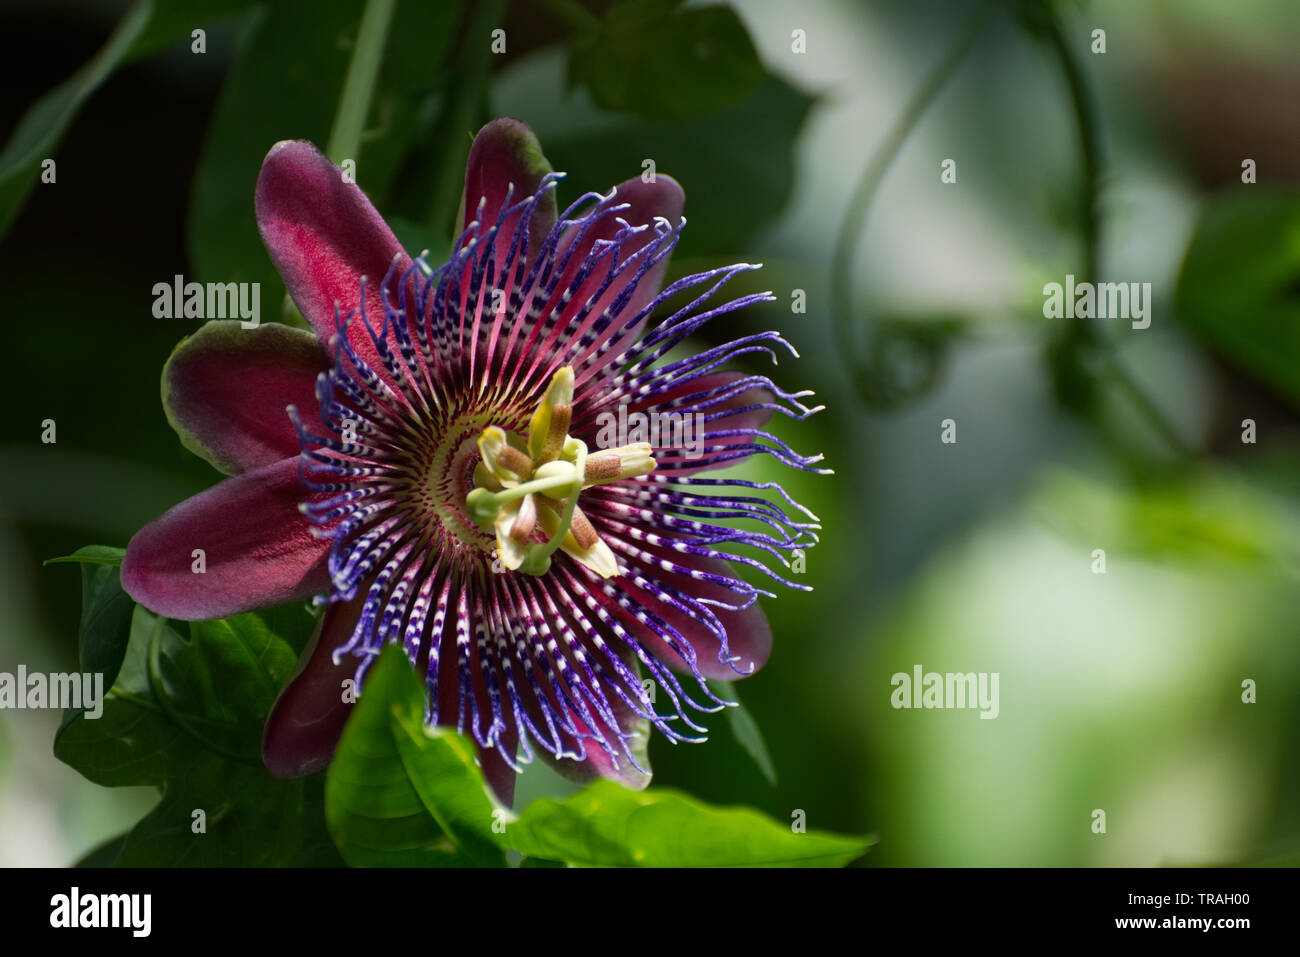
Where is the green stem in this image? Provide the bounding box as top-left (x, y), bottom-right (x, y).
top-left (326, 0), bottom-right (398, 165)
top-left (1040, 11), bottom-right (1192, 458)
top-left (522, 444), bottom-right (587, 574)
top-left (490, 469), bottom-right (581, 506)
top-left (1040, 9), bottom-right (1101, 341)
top-left (426, 0), bottom-right (508, 233)
top-left (831, 0), bottom-right (1003, 366)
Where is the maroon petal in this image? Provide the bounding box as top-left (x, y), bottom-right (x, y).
top-left (637, 371), bottom-right (776, 477)
top-left (255, 140), bottom-right (412, 386)
top-left (263, 594), bottom-right (364, 778)
top-left (163, 320), bottom-right (328, 475)
top-left (535, 684), bottom-right (652, 791)
top-left (564, 175), bottom-right (685, 387)
top-left (477, 732), bottom-right (518, 808)
top-left (614, 545), bottom-right (773, 681)
top-left (511, 175), bottom-right (685, 395)
top-left (121, 457), bottom-right (329, 620)
top-left (459, 118), bottom-right (558, 271)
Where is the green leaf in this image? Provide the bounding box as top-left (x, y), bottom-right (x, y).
top-left (77, 565), bottom-right (135, 692)
top-left (569, 1), bottom-right (763, 120)
top-left (1175, 189), bottom-right (1300, 406)
top-left (298, 774), bottom-right (348, 867)
top-left (709, 679), bottom-right (777, 785)
top-left (324, 646), bottom-right (507, 867)
top-left (325, 651), bottom-right (865, 868)
top-left (507, 70), bottom-right (815, 255)
top-left (45, 545), bottom-right (133, 690)
top-left (54, 604), bottom-right (317, 865)
top-left (151, 613), bottom-right (300, 764)
top-left (75, 833), bottom-right (127, 868)
top-left (506, 781), bottom-right (872, 867)
top-left (45, 545), bottom-right (126, 567)
top-left (256, 599), bottom-right (322, 657)
top-left (0, 0), bottom-right (152, 237)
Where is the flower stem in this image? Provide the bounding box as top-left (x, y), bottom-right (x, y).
top-left (832, 0), bottom-right (1003, 374)
top-left (326, 0), bottom-right (398, 166)
top-left (426, 0), bottom-right (508, 234)
top-left (1039, 9), bottom-right (1192, 457)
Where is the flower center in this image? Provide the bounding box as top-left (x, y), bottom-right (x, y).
top-left (466, 366), bottom-right (655, 578)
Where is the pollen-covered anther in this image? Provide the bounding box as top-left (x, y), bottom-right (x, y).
top-left (478, 425), bottom-right (533, 485)
top-left (468, 366), bottom-right (642, 579)
top-left (584, 442), bottom-right (655, 485)
top-left (528, 365), bottom-right (574, 464)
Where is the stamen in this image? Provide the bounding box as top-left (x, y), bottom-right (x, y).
top-left (469, 364), bottom-right (638, 579)
top-left (584, 443), bottom-right (655, 484)
top-left (528, 367), bottom-right (574, 463)
top-left (510, 494), bottom-right (538, 542)
top-left (569, 504), bottom-right (599, 549)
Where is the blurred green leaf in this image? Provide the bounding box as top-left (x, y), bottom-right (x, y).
top-left (0, 0), bottom-right (152, 237)
top-left (391, 0), bottom-right (497, 235)
top-left (388, 216), bottom-right (451, 267)
top-left (538, 73), bottom-right (815, 254)
top-left (569, 1), bottom-right (763, 120)
top-left (709, 679), bottom-right (777, 785)
top-left (298, 774), bottom-right (348, 867)
top-left (1175, 189), bottom-right (1300, 406)
top-left (1034, 468), bottom-right (1300, 572)
top-left (324, 646), bottom-right (506, 867)
top-left (54, 605), bottom-right (316, 865)
top-left (127, 0), bottom-right (261, 60)
top-left (507, 781), bottom-right (872, 866)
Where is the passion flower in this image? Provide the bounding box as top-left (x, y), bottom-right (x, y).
top-left (122, 119), bottom-right (824, 804)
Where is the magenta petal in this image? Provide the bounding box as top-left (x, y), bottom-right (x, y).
top-left (263, 594), bottom-right (364, 778)
top-left (122, 457), bottom-right (330, 620)
top-left (459, 118), bottom-right (558, 270)
top-left (163, 321), bottom-right (329, 475)
top-left (254, 140), bottom-right (412, 382)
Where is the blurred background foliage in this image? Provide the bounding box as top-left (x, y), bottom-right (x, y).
top-left (2, 0), bottom-right (1300, 865)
